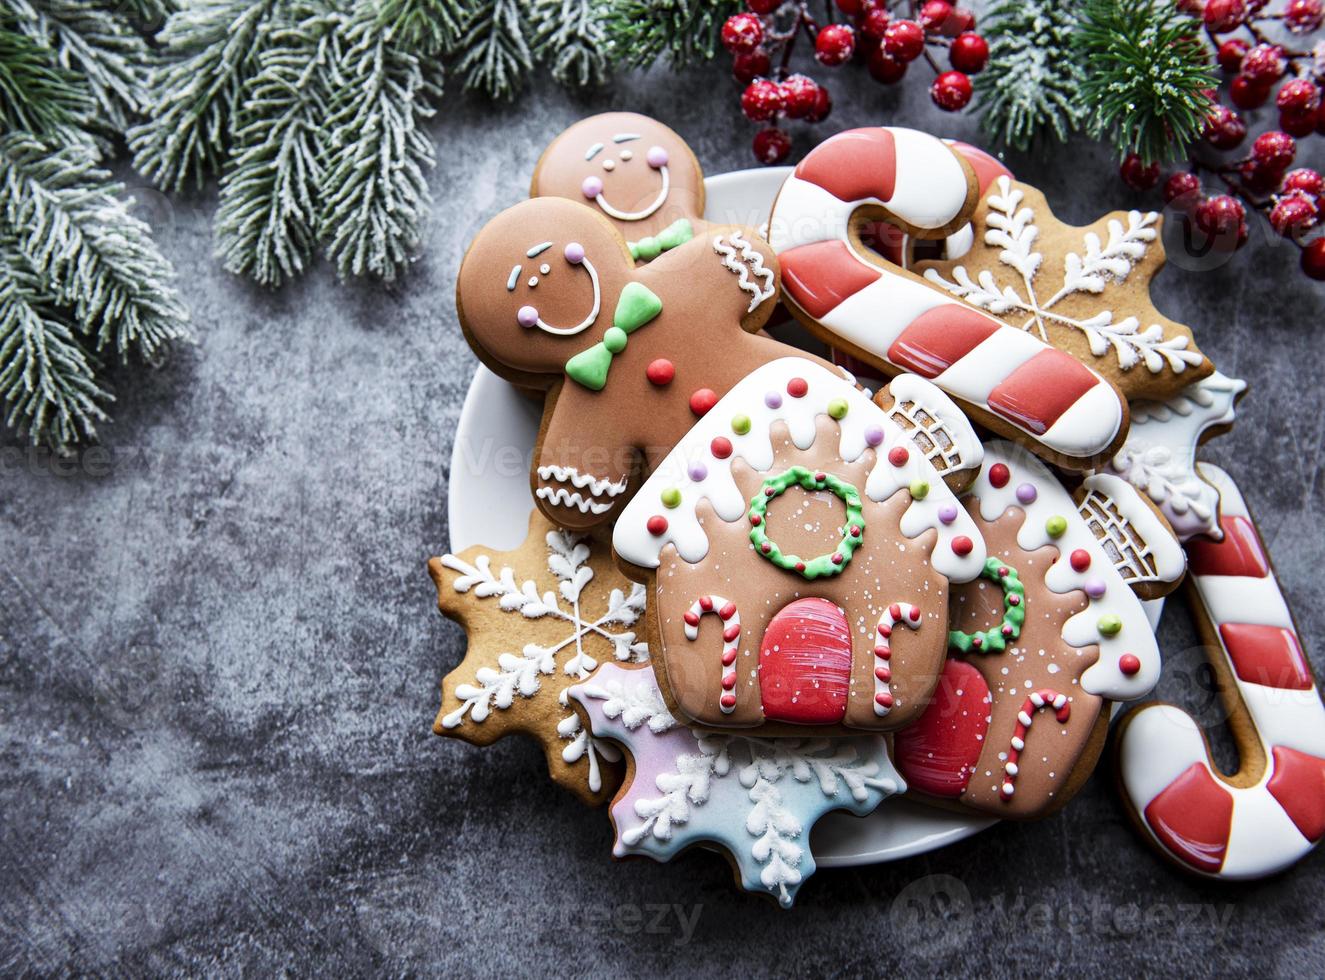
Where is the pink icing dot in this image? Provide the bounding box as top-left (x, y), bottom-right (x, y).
top-left (1015, 483), bottom-right (1037, 505)
top-left (564, 241), bottom-right (585, 264)
top-left (764, 391), bottom-right (782, 409)
top-left (688, 462), bottom-right (708, 481)
top-left (1085, 579), bottom-right (1107, 598)
top-left (864, 425), bottom-right (884, 447)
top-left (581, 176), bottom-right (603, 199)
top-left (646, 146), bottom-right (668, 168)
top-left (517, 305), bottom-right (538, 328)
top-left (938, 504), bottom-right (958, 525)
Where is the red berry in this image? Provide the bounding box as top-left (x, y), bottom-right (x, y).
top-left (930, 70), bottom-right (972, 111)
top-left (815, 23), bottom-right (856, 66)
top-left (1282, 168), bottom-right (1324, 201)
top-left (1252, 130), bottom-right (1296, 175)
top-left (1194, 194), bottom-right (1248, 249)
top-left (835, 0), bottom-right (864, 13)
top-left (741, 79), bottom-right (783, 122)
top-left (1284, 0), bottom-right (1324, 32)
top-left (1302, 238), bottom-right (1325, 280)
top-left (1270, 191), bottom-right (1319, 237)
top-left (867, 45), bottom-right (907, 83)
top-left (1176, 0), bottom-right (1204, 12)
top-left (1119, 153), bottom-right (1160, 191)
top-left (1319, 102), bottom-right (1325, 136)
top-left (732, 49), bottom-right (771, 84)
top-left (752, 126), bottom-right (792, 165)
top-left (1203, 0), bottom-right (1247, 32)
top-left (806, 84), bottom-right (832, 123)
top-left (919, 0), bottom-right (954, 31)
top-left (1230, 74), bottom-right (1271, 109)
top-left (1278, 79), bottom-right (1322, 114)
top-left (1240, 44), bottom-right (1285, 85)
top-left (721, 13), bottom-right (763, 55)
top-left (946, 7), bottom-right (976, 34)
top-left (860, 6), bottom-right (891, 40)
top-left (1163, 171), bottom-right (1203, 210)
top-left (1281, 107), bottom-right (1319, 138)
top-left (1217, 38), bottom-right (1249, 73)
top-left (780, 74), bottom-right (819, 119)
top-left (1240, 159), bottom-right (1280, 193)
top-left (883, 20), bottom-right (925, 61)
top-left (949, 32), bottom-right (988, 73)
top-left (1204, 104), bottom-right (1247, 149)
top-left (746, 0), bottom-right (781, 13)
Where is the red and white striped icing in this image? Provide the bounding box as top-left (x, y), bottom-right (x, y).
top-left (873, 602), bottom-right (921, 717)
top-left (766, 126), bottom-right (1124, 461)
top-left (683, 595), bottom-right (741, 714)
top-left (1118, 464), bottom-right (1325, 879)
top-left (1001, 689), bottom-right (1071, 799)
top-left (613, 357), bottom-right (987, 586)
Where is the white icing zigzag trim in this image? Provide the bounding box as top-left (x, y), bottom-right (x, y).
top-left (537, 464), bottom-right (629, 498)
top-left (713, 231), bottom-right (776, 313)
top-left (536, 487), bottom-right (615, 515)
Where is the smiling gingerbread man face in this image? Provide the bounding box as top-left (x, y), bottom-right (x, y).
top-left (531, 112), bottom-right (706, 246)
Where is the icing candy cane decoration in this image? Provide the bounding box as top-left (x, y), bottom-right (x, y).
top-left (683, 595), bottom-right (741, 714)
top-left (1001, 689), bottom-right (1071, 799)
top-left (1117, 464), bottom-right (1325, 879)
top-left (874, 603), bottom-right (921, 716)
top-left (767, 126), bottom-right (1125, 464)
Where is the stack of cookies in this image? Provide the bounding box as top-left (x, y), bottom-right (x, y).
top-left (430, 114), bottom-right (1325, 905)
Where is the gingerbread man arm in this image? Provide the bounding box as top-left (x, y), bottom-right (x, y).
top-left (531, 378), bottom-right (637, 530)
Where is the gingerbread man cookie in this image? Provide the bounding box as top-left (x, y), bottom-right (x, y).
top-left (918, 175), bottom-right (1215, 403)
top-left (1117, 464), bottom-right (1325, 879)
top-left (531, 112), bottom-right (706, 262)
top-left (568, 661), bottom-right (904, 908)
top-left (766, 126), bottom-right (1131, 469)
top-left (613, 358), bottom-right (990, 737)
top-left (457, 196), bottom-right (835, 530)
top-left (429, 510), bottom-right (648, 805)
top-left (893, 442), bottom-right (1185, 819)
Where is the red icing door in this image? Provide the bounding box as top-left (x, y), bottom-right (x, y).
top-left (893, 659), bottom-right (992, 797)
top-left (759, 597), bottom-right (853, 725)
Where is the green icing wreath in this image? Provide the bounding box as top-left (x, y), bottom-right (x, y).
top-left (747, 466), bottom-right (865, 581)
top-left (948, 557), bottom-right (1026, 654)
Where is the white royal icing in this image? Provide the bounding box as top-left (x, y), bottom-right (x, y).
top-left (971, 441), bottom-right (1171, 700)
top-left (613, 357), bottom-right (988, 584)
top-left (1107, 371), bottom-right (1246, 541)
top-left (884, 373), bottom-right (984, 476)
top-left (712, 231), bottom-right (776, 313)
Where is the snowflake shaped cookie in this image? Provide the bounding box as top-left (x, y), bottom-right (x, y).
top-left (918, 176), bottom-right (1213, 402)
top-left (568, 662), bottom-right (904, 907)
top-left (429, 510), bottom-right (648, 805)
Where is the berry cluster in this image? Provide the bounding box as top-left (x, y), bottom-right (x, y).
top-left (1123, 0), bottom-right (1325, 280)
top-left (721, 0), bottom-right (987, 164)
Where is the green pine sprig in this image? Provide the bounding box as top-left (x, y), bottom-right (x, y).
top-left (1074, 0), bottom-right (1217, 165)
top-left (0, 19), bottom-right (92, 141)
top-left (603, 0), bottom-right (742, 69)
top-left (976, 0), bottom-right (1085, 153)
top-left (375, 0), bottom-right (466, 56)
top-left (454, 0), bottom-right (534, 99)
top-left (532, 0), bottom-right (610, 89)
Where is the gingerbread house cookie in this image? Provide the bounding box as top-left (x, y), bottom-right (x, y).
top-left (893, 442), bottom-right (1185, 819)
top-left (613, 357), bottom-right (989, 736)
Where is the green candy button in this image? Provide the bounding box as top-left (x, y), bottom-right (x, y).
top-left (827, 397), bottom-right (849, 420)
top-left (732, 414), bottom-right (751, 435)
top-left (909, 479), bottom-right (930, 500)
top-left (1098, 614), bottom-right (1123, 636)
top-left (661, 487), bottom-right (682, 509)
top-left (1045, 515), bottom-right (1068, 538)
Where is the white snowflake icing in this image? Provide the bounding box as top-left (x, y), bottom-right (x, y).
top-left (570, 664), bottom-right (903, 907)
top-left (440, 529), bottom-right (648, 791)
top-left (924, 175), bottom-right (1204, 374)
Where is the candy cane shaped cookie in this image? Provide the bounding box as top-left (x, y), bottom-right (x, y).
top-left (1117, 464), bottom-right (1325, 879)
top-left (873, 603), bottom-right (921, 717)
top-left (683, 595), bottom-right (741, 714)
top-left (767, 127), bottom-right (1128, 468)
top-left (1001, 689), bottom-right (1071, 799)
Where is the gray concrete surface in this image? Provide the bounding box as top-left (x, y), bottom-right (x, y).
top-left (2, 54), bottom-right (1323, 978)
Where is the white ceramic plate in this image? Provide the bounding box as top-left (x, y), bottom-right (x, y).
top-left (446, 166), bottom-right (1001, 864)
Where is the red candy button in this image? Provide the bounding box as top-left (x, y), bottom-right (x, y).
top-left (951, 535), bottom-right (974, 556)
top-left (888, 446), bottom-right (910, 467)
top-left (689, 388), bottom-right (718, 416)
top-left (1070, 549), bottom-right (1091, 572)
top-left (646, 515), bottom-right (668, 536)
top-left (988, 463), bottom-right (1010, 488)
top-left (646, 358), bottom-right (675, 386)
top-left (710, 436), bottom-right (733, 459)
top-left (786, 377), bottom-right (809, 397)
top-left (1119, 653), bottom-right (1142, 676)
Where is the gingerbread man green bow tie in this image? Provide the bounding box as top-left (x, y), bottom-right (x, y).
top-left (564, 282), bottom-right (663, 391)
